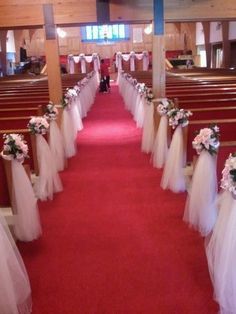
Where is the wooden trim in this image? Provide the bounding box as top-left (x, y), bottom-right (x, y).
top-left (0, 116), bottom-right (31, 121)
top-left (30, 134), bottom-right (39, 176)
top-left (0, 128), bottom-right (29, 134)
top-left (190, 118), bottom-right (236, 124)
top-left (189, 106), bottom-right (236, 112)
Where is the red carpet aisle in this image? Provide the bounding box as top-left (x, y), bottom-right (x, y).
top-left (19, 85), bottom-right (218, 314)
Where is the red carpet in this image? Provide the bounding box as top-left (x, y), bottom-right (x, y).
top-left (19, 85), bottom-right (218, 314)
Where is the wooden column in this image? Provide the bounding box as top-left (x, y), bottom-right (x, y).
top-left (152, 0), bottom-right (165, 98)
top-left (222, 21), bottom-right (230, 68)
top-left (0, 30), bottom-right (8, 76)
top-left (43, 4), bottom-right (62, 104)
top-left (202, 21), bottom-right (211, 68)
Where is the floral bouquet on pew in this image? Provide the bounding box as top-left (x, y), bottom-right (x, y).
top-left (167, 108), bottom-right (192, 129)
top-left (145, 88), bottom-right (154, 104)
top-left (73, 85), bottom-right (81, 95)
top-left (136, 83), bottom-right (147, 96)
top-left (221, 153), bottom-right (236, 196)
top-left (1, 133), bottom-right (28, 163)
top-left (61, 88), bottom-right (77, 109)
top-left (44, 102), bottom-right (59, 121)
top-left (28, 116), bottom-right (49, 135)
top-left (132, 78), bottom-right (138, 86)
top-left (157, 98), bottom-right (175, 116)
top-left (192, 124), bottom-right (220, 156)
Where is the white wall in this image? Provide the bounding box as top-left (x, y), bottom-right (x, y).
top-left (210, 22), bottom-right (222, 43)
top-left (229, 21), bottom-right (236, 40)
top-left (196, 21), bottom-right (236, 45)
top-left (196, 22), bottom-right (205, 45)
top-left (6, 30), bottom-right (15, 53)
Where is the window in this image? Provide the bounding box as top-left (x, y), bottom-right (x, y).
top-left (81, 24), bottom-right (129, 42)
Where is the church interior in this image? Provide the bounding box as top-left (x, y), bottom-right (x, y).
top-left (1, 1), bottom-right (236, 313)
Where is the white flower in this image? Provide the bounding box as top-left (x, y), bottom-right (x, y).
top-left (1, 133), bottom-right (29, 162)
top-left (28, 116), bottom-right (49, 134)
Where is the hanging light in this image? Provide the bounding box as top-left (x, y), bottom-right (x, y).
top-left (57, 28), bottom-right (66, 38)
top-left (144, 24), bottom-right (152, 35)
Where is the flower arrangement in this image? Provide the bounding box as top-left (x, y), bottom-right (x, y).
top-left (192, 124), bottom-right (220, 155)
top-left (145, 88), bottom-right (154, 104)
top-left (221, 153), bottom-right (236, 195)
top-left (136, 83), bottom-right (147, 96)
top-left (157, 98), bottom-right (175, 116)
top-left (132, 78), bottom-right (138, 86)
top-left (1, 133), bottom-right (28, 162)
top-left (143, 50), bottom-right (149, 56)
top-left (44, 102), bottom-right (58, 121)
top-left (28, 116), bottom-right (49, 135)
top-left (167, 108), bottom-right (192, 129)
top-left (86, 71), bottom-right (94, 79)
top-left (73, 85), bottom-right (81, 95)
top-left (61, 88), bottom-right (77, 109)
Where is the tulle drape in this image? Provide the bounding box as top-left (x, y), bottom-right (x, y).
top-left (161, 125), bottom-right (186, 193)
top-left (183, 150), bottom-right (218, 236)
top-left (61, 109), bottom-right (77, 158)
top-left (141, 102), bottom-right (155, 153)
top-left (152, 115), bottom-right (168, 168)
top-left (34, 134), bottom-right (63, 201)
top-left (11, 160), bottom-right (42, 241)
top-left (206, 191), bottom-right (236, 314)
top-left (49, 120), bottom-right (66, 172)
top-left (0, 214), bottom-right (32, 314)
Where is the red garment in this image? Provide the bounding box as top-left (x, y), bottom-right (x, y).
top-left (100, 63), bottom-right (109, 77)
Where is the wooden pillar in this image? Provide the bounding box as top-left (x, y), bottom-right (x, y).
top-left (152, 0), bottom-right (165, 98)
top-left (43, 4), bottom-right (62, 104)
top-left (0, 30), bottom-right (8, 76)
top-left (202, 21), bottom-right (211, 68)
top-left (222, 21), bottom-right (230, 68)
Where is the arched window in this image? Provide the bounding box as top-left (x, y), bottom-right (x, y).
top-left (81, 24), bottom-right (130, 42)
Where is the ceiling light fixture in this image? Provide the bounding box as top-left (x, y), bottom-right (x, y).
top-left (144, 24), bottom-right (152, 35)
top-left (57, 28), bottom-right (66, 38)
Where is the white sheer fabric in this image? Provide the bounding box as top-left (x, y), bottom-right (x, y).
top-left (134, 93), bottom-right (145, 128)
top-left (116, 51), bottom-right (149, 71)
top-left (80, 58), bottom-right (86, 73)
top-left (130, 52), bottom-right (135, 71)
top-left (34, 134), bottom-right (63, 201)
top-left (61, 109), bottom-right (77, 158)
top-left (206, 191), bottom-right (236, 314)
top-left (11, 160), bottom-right (42, 241)
top-left (68, 54), bottom-right (100, 74)
top-left (0, 214), bottom-right (32, 314)
top-left (141, 102), bottom-right (155, 153)
top-left (152, 115), bottom-right (168, 169)
top-left (183, 150), bottom-right (218, 236)
top-left (72, 99), bottom-right (83, 132)
top-left (161, 125), bottom-right (186, 193)
top-left (49, 120), bottom-right (66, 172)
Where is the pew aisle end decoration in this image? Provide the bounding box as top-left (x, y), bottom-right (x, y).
top-left (28, 116), bottom-right (63, 201)
top-left (44, 102), bottom-right (66, 172)
top-left (134, 82), bottom-right (147, 128)
top-left (141, 87), bottom-right (155, 153)
top-left (183, 124), bottom-right (220, 236)
top-left (0, 213), bottom-right (32, 314)
top-left (152, 98), bottom-right (175, 169)
top-left (206, 152), bottom-right (236, 314)
top-left (1, 133), bottom-right (42, 241)
top-left (61, 88), bottom-right (78, 158)
top-left (161, 108), bottom-right (192, 193)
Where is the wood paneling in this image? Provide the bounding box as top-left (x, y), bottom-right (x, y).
top-left (0, 1), bottom-right (96, 28)
top-left (16, 23), bottom-right (196, 62)
top-left (0, 0), bottom-right (236, 28)
top-left (110, 0), bottom-right (236, 23)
